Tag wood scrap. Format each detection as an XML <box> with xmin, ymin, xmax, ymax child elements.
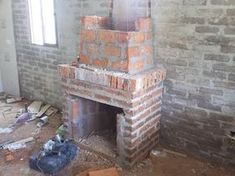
<box><xmin>163</xmin><ymin>149</ymin><xmax>187</xmax><ymax>158</ymax></box>
<box><xmin>28</xmin><ymin>101</ymin><xmax>43</xmax><ymax>113</ymax></box>
<box><xmin>45</xmin><ymin>107</ymin><xmax>58</xmax><ymax>116</ymax></box>
<box><xmin>36</xmin><ymin>104</ymin><xmax>51</xmax><ymax>117</ymax></box>
<box><xmin>3</xmin><ymin>137</ymin><xmax>34</xmax><ymax>151</ymax></box>
<box><xmin>6</xmin><ymin>97</ymin><xmax>23</xmax><ymax>104</ymax></box>
<box><xmin>88</xmin><ymin>168</ymin><xmax>119</xmax><ymax>176</ymax></box>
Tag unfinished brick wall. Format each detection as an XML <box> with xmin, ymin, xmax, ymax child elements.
<box><xmin>152</xmin><ymin>0</ymin><xmax>235</xmax><ymax>165</ymax></box>
<box><xmin>79</xmin><ymin>16</ymin><xmax>153</xmax><ymax>74</ymax></box>
<box><xmin>58</xmin><ymin>64</ymin><xmax>166</xmax><ymax>166</ymax></box>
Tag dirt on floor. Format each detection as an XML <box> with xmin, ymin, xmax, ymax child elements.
<box><xmin>0</xmin><ymin>98</ymin><xmax>235</xmax><ymax>176</ymax></box>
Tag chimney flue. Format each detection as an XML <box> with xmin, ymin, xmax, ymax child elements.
<box><xmin>112</xmin><ymin>0</ymin><xmax>150</xmax><ymax>31</ymax></box>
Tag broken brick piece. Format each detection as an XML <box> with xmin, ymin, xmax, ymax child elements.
<box><xmin>5</xmin><ymin>151</ymin><xmax>14</xmax><ymax>162</ymax></box>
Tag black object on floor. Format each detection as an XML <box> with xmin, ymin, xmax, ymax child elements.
<box><xmin>29</xmin><ymin>136</ymin><xmax>78</xmax><ymax>175</ymax></box>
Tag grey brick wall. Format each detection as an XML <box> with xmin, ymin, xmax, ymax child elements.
<box><xmin>152</xmin><ymin>0</ymin><xmax>235</xmax><ymax>165</ymax></box>
<box><xmin>12</xmin><ymin>0</ymin><xmax>235</xmax><ymax>165</ymax></box>
<box><xmin>12</xmin><ymin>0</ymin><xmax>110</xmax><ymax>107</ymax></box>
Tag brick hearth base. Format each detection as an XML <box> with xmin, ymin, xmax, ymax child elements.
<box><xmin>58</xmin><ymin>64</ymin><xmax>166</xmax><ymax>166</ymax></box>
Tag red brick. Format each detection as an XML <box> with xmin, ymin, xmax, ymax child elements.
<box><xmin>114</xmin><ymin>99</ymin><xmax>132</xmax><ymax>108</ymax></box>
<box><xmin>81</xmin><ymin>29</ymin><xmax>96</xmax><ymax>42</ymax></box>
<box><xmin>128</xmin><ymin>79</ymin><xmax>137</xmax><ymax>91</ymax></box>
<box><xmin>118</xmin><ymin>32</ymin><xmax>130</xmax><ymax>43</ymax></box>
<box><xmin>81</xmin><ymin>16</ymin><xmax>96</xmax><ymax>26</ymax></box>
<box><xmin>131</xmin><ymin>33</ymin><xmax>145</xmax><ymax>43</ymax></box>
<box><xmin>151</xmin><ymin>103</ymin><xmax>162</xmax><ymax>113</ymax></box>
<box><xmin>94</xmin><ymin>94</ymin><xmax>111</xmax><ymax>102</ymax></box>
<box><xmin>98</xmin><ymin>30</ymin><xmax>118</xmax><ymax>43</ymax></box>
<box><xmin>104</xmin><ymin>87</ymin><xmax>130</xmax><ymax>98</ymax></box>
<box><xmin>92</xmin><ymin>58</ymin><xmax>108</xmax><ymax>68</ymax></box>
<box><xmin>127</xmin><ymin>47</ymin><xmax>140</xmax><ymax>58</ymax></box>
<box><xmin>107</xmin><ymin>75</ymin><xmax>112</xmax><ymax>87</ymax></box>
<box><xmin>104</xmin><ymin>45</ymin><xmax>121</xmax><ymax>57</ymax></box>
<box><xmin>87</xmin><ymin>44</ymin><xmax>98</xmax><ymax>55</ymax></box>
<box><xmin>123</xmin><ymin>79</ymin><xmax>129</xmax><ymax>90</ymax></box>
<box><xmin>117</xmin><ymin>77</ymin><xmax>124</xmax><ymax>89</ymax></box>
<box><xmin>141</xmin><ymin>45</ymin><xmax>152</xmax><ymax>55</ymax></box>
<box><xmin>111</xmin><ymin>76</ymin><xmax>117</xmax><ymax>88</ymax></box>
<box><xmin>79</xmin><ymin>55</ymin><xmax>89</xmax><ymax>64</ymax></box>
<box><xmin>135</xmin><ymin>18</ymin><xmax>152</xmax><ymax>31</ymax></box>
<box><xmin>111</xmin><ymin>60</ymin><xmax>129</xmax><ymax>72</ymax></box>
<box><xmin>134</xmin><ymin>60</ymin><xmax>144</xmax><ymax>70</ymax></box>
<box><xmin>81</xmin><ymin>16</ymin><xmax>109</xmax><ymax>29</ymax></box>
<box><xmin>97</xmin><ymin>17</ymin><xmax>110</xmax><ymax>27</ymax></box>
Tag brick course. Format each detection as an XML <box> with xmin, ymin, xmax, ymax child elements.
<box><xmin>59</xmin><ymin>65</ymin><xmax>165</xmax><ymax>166</ymax></box>
<box><xmin>79</xmin><ymin>16</ymin><xmax>154</xmax><ymax>74</ymax></box>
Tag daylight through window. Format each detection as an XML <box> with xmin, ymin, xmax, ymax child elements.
<box><xmin>28</xmin><ymin>0</ymin><xmax>57</xmax><ymax>45</ymax></box>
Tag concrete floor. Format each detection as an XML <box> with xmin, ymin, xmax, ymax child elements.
<box><xmin>0</xmin><ymin>99</ymin><xmax>235</xmax><ymax>176</ymax></box>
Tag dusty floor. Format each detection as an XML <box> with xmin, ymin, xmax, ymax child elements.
<box><xmin>0</xmin><ymin>99</ymin><xmax>235</xmax><ymax>176</ymax></box>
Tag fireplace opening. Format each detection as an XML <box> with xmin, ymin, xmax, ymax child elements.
<box><xmin>68</xmin><ymin>96</ymin><xmax>123</xmax><ymax>157</ymax></box>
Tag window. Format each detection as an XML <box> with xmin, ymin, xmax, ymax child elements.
<box><xmin>28</xmin><ymin>0</ymin><xmax>57</xmax><ymax>45</ymax></box>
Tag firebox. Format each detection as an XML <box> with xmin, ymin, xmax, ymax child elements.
<box><xmin>58</xmin><ymin>0</ymin><xmax>166</xmax><ymax>167</ymax></box>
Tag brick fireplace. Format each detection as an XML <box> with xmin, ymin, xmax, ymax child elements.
<box><xmin>58</xmin><ymin>15</ymin><xmax>166</xmax><ymax>166</ymax></box>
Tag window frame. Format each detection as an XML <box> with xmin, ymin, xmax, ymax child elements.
<box><xmin>28</xmin><ymin>0</ymin><xmax>58</xmax><ymax>47</ymax></box>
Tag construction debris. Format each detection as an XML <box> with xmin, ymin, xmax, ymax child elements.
<box><xmin>88</xmin><ymin>167</ymin><xmax>119</xmax><ymax>176</ymax></box>
<box><xmin>2</xmin><ymin>137</ymin><xmax>34</xmax><ymax>151</ymax></box>
<box><xmin>6</xmin><ymin>97</ymin><xmax>23</xmax><ymax>104</ymax></box>
<box><xmin>45</xmin><ymin>107</ymin><xmax>58</xmax><ymax>116</ymax></box>
<box><xmin>36</xmin><ymin>104</ymin><xmax>51</xmax><ymax>117</ymax></box>
<box><xmin>4</xmin><ymin>150</ymin><xmax>15</xmax><ymax>162</ymax></box>
<box><xmin>37</xmin><ymin>116</ymin><xmax>49</xmax><ymax>128</ymax></box>
<box><xmin>163</xmin><ymin>149</ymin><xmax>187</xmax><ymax>158</ymax></box>
<box><xmin>150</xmin><ymin>149</ymin><xmax>167</xmax><ymax>158</ymax></box>
<box><xmin>27</xmin><ymin>101</ymin><xmax>43</xmax><ymax>114</ymax></box>
<box><xmin>0</xmin><ymin>127</ymin><xmax>13</xmax><ymax>134</ymax></box>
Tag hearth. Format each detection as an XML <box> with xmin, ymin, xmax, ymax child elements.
<box><xmin>58</xmin><ymin>0</ymin><xmax>166</xmax><ymax>167</ymax></box>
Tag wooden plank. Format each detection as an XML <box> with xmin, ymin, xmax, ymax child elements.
<box><xmin>36</xmin><ymin>104</ymin><xmax>51</xmax><ymax>117</ymax></box>
<box><xmin>6</xmin><ymin>97</ymin><xmax>23</xmax><ymax>104</ymax></box>
<box><xmin>45</xmin><ymin>107</ymin><xmax>58</xmax><ymax>116</ymax></box>
<box><xmin>89</xmin><ymin>168</ymin><xmax>119</xmax><ymax>176</ymax></box>
<box><xmin>28</xmin><ymin>101</ymin><xmax>43</xmax><ymax>113</ymax></box>
<box><xmin>163</xmin><ymin>149</ymin><xmax>187</xmax><ymax>158</ymax></box>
